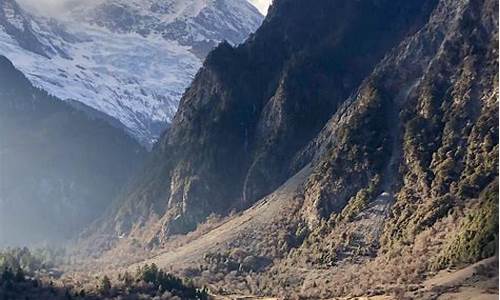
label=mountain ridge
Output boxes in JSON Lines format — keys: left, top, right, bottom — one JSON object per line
{"left": 0, "top": 0, "right": 263, "bottom": 145}
{"left": 78, "top": 0, "right": 498, "bottom": 297}
{"left": 0, "top": 55, "right": 146, "bottom": 246}
{"left": 90, "top": 0, "right": 440, "bottom": 242}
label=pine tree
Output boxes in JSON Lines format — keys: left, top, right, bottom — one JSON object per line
{"left": 99, "top": 275, "right": 111, "bottom": 295}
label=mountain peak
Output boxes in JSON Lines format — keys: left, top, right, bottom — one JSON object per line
{"left": 0, "top": 0, "right": 263, "bottom": 145}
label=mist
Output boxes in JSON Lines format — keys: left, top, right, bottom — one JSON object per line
{"left": 16, "top": 0, "right": 73, "bottom": 15}
{"left": 251, "top": 0, "right": 272, "bottom": 14}
{"left": 17, "top": 0, "right": 272, "bottom": 16}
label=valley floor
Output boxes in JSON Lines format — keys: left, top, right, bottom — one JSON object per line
{"left": 414, "top": 257, "right": 498, "bottom": 300}
{"left": 213, "top": 258, "right": 498, "bottom": 300}
{"left": 211, "top": 257, "right": 498, "bottom": 300}
{"left": 90, "top": 165, "right": 496, "bottom": 299}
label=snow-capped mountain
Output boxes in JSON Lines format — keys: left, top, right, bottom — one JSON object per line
{"left": 0, "top": 0, "right": 263, "bottom": 145}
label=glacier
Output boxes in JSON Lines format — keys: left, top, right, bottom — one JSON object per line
{"left": 0, "top": 0, "right": 263, "bottom": 145}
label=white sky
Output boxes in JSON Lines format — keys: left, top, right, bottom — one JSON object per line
{"left": 18, "top": 0, "right": 272, "bottom": 16}
{"left": 250, "top": 0, "right": 272, "bottom": 15}
{"left": 17, "top": 0, "right": 78, "bottom": 14}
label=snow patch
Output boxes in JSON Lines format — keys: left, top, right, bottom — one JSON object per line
{"left": 0, "top": 0, "right": 263, "bottom": 145}
{"left": 3, "top": 1, "right": 25, "bottom": 31}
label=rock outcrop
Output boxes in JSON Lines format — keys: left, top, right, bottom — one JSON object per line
{"left": 81, "top": 0, "right": 498, "bottom": 297}
{"left": 96, "top": 0, "right": 440, "bottom": 240}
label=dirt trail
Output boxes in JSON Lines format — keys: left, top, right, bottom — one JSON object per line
{"left": 407, "top": 257, "right": 499, "bottom": 300}
{"left": 424, "top": 257, "right": 497, "bottom": 287}
{"left": 321, "top": 259, "right": 498, "bottom": 299}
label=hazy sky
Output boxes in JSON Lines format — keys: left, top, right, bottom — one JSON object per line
{"left": 17, "top": 0, "right": 272, "bottom": 15}
{"left": 250, "top": 0, "right": 272, "bottom": 14}
{"left": 17, "top": 0, "right": 73, "bottom": 14}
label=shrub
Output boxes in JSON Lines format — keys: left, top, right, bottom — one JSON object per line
{"left": 434, "top": 182, "right": 498, "bottom": 268}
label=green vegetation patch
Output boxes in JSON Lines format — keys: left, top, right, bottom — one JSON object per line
{"left": 434, "top": 181, "right": 499, "bottom": 269}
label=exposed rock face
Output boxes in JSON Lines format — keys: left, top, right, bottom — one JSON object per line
{"left": 0, "top": 0, "right": 263, "bottom": 145}
{"left": 0, "top": 0, "right": 52, "bottom": 57}
{"left": 84, "top": 0, "right": 497, "bottom": 296}
{"left": 181, "top": 1, "right": 497, "bottom": 296}
{"left": 93, "top": 0, "right": 440, "bottom": 241}
{"left": 70, "top": 0, "right": 263, "bottom": 59}
{"left": 292, "top": 0, "right": 498, "bottom": 267}
{"left": 0, "top": 56, "right": 146, "bottom": 246}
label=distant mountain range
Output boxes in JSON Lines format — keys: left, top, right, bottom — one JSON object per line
{"left": 0, "top": 55, "right": 145, "bottom": 246}
{"left": 0, "top": 0, "right": 263, "bottom": 145}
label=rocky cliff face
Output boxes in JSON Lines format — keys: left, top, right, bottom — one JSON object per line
{"left": 82, "top": 0, "right": 497, "bottom": 296}
{"left": 293, "top": 0, "right": 498, "bottom": 267}
{"left": 0, "top": 0, "right": 263, "bottom": 145}
{"left": 72, "top": 0, "right": 263, "bottom": 58}
{"left": 93, "top": 0, "right": 440, "bottom": 241}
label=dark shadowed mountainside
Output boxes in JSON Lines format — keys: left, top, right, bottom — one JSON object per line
{"left": 80, "top": 0, "right": 498, "bottom": 297}
{"left": 0, "top": 56, "right": 146, "bottom": 246}
{"left": 92, "top": 0, "right": 440, "bottom": 241}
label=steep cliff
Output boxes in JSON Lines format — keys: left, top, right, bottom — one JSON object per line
{"left": 97, "top": 0, "right": 439, "bottom": 240}
{"left": 81, "top": 0, "right": 498, "bottom": 297}
{"left": 1, "top": 0, "right": 263, "bottom": 145}
{"left": 292, "top": 0, "right": 498, "bottom": 268}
